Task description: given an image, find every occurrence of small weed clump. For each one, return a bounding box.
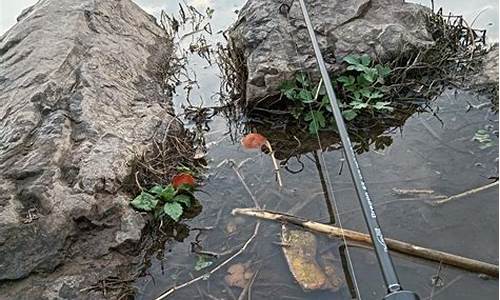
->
[131,171,196,222]
[280,54,393,134]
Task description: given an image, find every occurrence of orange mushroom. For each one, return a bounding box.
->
[240,133,283,188]
[172,173,195,189]
[241,133,268,151]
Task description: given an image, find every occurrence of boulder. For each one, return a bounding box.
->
[470,44,499,98]
[228,0,434,106]
[0,0,180,298]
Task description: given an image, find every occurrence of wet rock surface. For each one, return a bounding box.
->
[0,0,179,298]
[470,44,499,102]
[228,0,434,106]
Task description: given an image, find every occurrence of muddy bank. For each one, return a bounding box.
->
[0,0,188,298]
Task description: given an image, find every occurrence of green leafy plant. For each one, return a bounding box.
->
[130,182,195,222]
[194,255,214,271]
[336,54,393,121]
[473,129,494,149]
[279,54,393,135]
[280,73,331,134]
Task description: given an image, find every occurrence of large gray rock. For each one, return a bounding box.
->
[471,45,499,88]
[228,0,434,106]
[0,0,179,298]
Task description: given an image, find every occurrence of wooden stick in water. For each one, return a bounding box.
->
[232,208,499,277]
[264,140,283,188]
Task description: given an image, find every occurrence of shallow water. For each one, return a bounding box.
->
[2,0,497,299]
[129,1,499,299]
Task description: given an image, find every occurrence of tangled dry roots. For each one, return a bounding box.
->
[129,120,199,194]
[216,36,248,110]
[384,9,488,106]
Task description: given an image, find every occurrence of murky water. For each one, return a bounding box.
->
[127,1,499,299]
[0,0,496,299]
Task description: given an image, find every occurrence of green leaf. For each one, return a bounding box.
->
[352,91,362,101]
[369,90,384,99]
[347,64,366,72]
[296,73,309,87]
[298,89,314,103]
[160,185,176,202]
[317,112,326,127]
[362,68,378,83]
[130,192,158,211]
[360,88,372,98]
[176,183,195,193]
[164,202,183,222]
[284,89,297,100]
[321,95,331,108]
[479,142,493,149]
[373,102,394,112]
[376,65,391,78]
[176,166,192,173]
[351,101,369,109]
[148,185,164,196]
[174,194,192,207]
[195,255,213,271]
[318,84,327,95]
[280,80,295,92]
[337,75,355,86]
[356,74,371,87]
[342,109,358,121]
[305,111,326,135]
[280,80,297,99]
[360,54,372,66]
[291,107,303,119]
[308,120,319,135]
[343,54,361,65]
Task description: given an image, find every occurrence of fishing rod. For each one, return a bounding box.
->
[296,0,420,299]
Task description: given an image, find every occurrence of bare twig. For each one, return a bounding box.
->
[154,222,261,300]
[232,208,499,277]
[432,181,498,205]
[237,269,260,300]
[230,160,261,208]
[264,140,283,188]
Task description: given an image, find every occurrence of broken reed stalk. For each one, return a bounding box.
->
[264,140,283,188]
[432,181,498,205]
[232,208,499,278]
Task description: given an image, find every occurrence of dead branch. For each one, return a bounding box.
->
[432,181,498,205]
[154,222,261,300]
[232,208,499,277]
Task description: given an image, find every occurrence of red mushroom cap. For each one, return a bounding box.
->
[172,173,195,189]
[241,133,268,150]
